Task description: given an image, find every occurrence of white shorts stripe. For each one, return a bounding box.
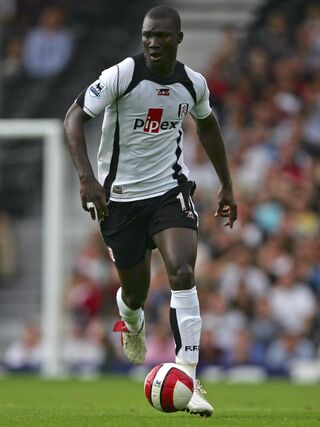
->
[189,196,199,227]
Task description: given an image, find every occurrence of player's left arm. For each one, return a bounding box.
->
[192,112,237,228]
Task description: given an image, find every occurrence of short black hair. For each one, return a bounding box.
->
[145,6,181,31]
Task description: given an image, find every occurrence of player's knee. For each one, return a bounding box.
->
[170,265,195,291]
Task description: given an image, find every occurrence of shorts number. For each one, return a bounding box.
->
[176,192,186,211]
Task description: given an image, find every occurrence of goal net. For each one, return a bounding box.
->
[0,119,65,377]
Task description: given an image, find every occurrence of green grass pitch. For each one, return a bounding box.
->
[0,375,319,427]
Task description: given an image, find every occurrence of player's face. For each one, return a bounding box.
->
[142,16,183,76]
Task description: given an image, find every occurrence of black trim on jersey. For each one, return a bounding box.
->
[103,117,120,198]
[122,53,197,103]
[170,308,182,356]
[103,66,121,197]
[76,87,87,108]
[75,87,95,118]
[172,129,187,184]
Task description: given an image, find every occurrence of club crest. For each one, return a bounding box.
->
[178,103,189,119]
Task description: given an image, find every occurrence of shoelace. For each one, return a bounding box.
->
[195,380,207,395]
[126,320,144,336]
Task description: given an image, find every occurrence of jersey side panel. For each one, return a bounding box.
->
[96,58,135,191]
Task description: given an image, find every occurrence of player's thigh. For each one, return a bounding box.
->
[100,200,154,271]
[150,180,198,278]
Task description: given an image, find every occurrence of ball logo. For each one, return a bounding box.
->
[133,108,178,133]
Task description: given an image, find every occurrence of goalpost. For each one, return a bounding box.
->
[0,119,65,377]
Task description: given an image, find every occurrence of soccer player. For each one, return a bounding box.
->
[64,5,237,416]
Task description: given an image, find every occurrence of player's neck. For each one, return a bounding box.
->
[145,58,177,78]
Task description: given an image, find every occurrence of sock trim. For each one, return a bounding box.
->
[169,307,182,355]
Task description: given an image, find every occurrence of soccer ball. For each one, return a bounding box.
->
[144,363,194,412]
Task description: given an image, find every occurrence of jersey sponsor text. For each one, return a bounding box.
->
[133,108,178,133]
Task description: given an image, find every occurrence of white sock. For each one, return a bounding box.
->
[116,287,144,333]
[176,356,197,384]
[170,286,201,384]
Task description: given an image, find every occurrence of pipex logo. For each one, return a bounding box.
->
[133,108,178,133]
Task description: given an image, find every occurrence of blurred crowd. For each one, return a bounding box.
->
[0,1,76,120]
[0,0,156,119]
[185,2,320,376]
[0,0,320,378]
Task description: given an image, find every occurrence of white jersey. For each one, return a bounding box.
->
[76,53,212,201]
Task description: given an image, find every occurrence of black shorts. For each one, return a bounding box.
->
[100,181,198,270]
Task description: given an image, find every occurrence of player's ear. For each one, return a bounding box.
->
[178,31,183,44]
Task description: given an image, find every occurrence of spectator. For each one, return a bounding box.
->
[222,329,265,368]
[63,319,106,376]
[243,48,270,100]
[256,234,293,280]
[269,265,317,335]
[266,331,315,376]
[217,243,270,301]
[23,6,74,78]
[3,322,42,372]
[233,199,263,249]
[251,296,279,348]
[201,291,247,353]
[252,10,295,59]
[66,270,105,324]
[74,229,111,287]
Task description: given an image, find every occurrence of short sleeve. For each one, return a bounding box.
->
[76,57,134,117]
[76,65,119,117]
[190,74,212,119]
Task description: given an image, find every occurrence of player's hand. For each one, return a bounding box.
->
[80,176,109,222]
[214,186,237,229]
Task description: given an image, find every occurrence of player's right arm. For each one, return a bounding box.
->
[64,61,124,220]
[64,58,133,220]
[64,103,108,221]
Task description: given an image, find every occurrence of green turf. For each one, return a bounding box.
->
[0,375,319,427]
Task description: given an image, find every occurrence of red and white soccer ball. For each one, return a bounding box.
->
[144,363,194,412]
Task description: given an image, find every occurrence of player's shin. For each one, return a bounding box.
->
[170,286,201,383]
[116,287,144,333]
